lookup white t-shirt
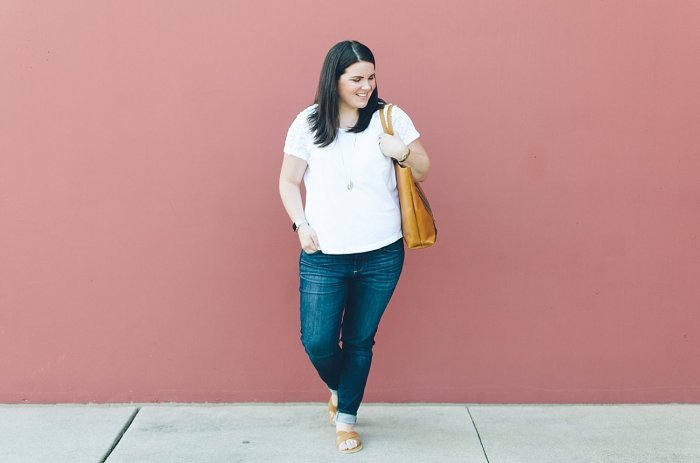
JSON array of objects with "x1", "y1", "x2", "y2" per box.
[{"x1": 283, "y1": 103, "x2": 420, "y2": 254}]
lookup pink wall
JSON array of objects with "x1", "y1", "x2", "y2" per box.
[{"x1": 1, "y1": 1, "x2": 699, "y2": 404}]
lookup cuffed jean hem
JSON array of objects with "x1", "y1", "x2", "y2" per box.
[
  {"x1": 336, "y1": 411, "x2": 357, "y2": 425},
  {"x1": 329, "y1": 389, "x2": 356, "y2": 424}
]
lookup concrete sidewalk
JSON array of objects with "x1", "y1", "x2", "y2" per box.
[{"x1": 0, "y1": 404, "x2": 698, "y2": 463}]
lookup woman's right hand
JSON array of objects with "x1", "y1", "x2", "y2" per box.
[{"x1": 298, "y1": 224, "x2": 321, "y2": 253}]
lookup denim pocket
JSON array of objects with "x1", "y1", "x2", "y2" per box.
[{"x1": 301, "y1": 248, "x2": 321, "y2": 256}]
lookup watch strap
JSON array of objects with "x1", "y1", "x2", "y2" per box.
[{"x1": 292, "y1": 220, "x2": 308, "y2": 232}]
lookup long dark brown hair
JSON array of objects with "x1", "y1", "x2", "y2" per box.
[{"x1": 308, "y1": 40, "x2": 386, "y2": 148}]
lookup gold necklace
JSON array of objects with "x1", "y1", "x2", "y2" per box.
[{"x1": 337, "y1": 131, "x2": 357, "y2": 191}]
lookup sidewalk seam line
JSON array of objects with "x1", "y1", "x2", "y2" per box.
[
  {"x1": 100, "y1": 406, "x2": 140, "y2": 463},
  {"x1": 466, "y1": 406, "x2": 490, "y2": 463}
]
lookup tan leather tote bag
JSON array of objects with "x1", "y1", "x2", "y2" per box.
[{"x1": 380, "y1": 104, "x2": 437, "y2": 249}]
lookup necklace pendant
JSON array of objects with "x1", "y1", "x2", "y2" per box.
[{"x1": 347, "y1": 181, "x2": 353, "y2": 191}]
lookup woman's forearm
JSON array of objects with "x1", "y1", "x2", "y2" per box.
[
  {"x1": 400, "y1": 149, "x2": 430, "y2": 182},
  {"x1": 279, "y1": 180, "x2": 306, "y2": 223}
]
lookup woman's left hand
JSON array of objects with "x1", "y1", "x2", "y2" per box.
[{"x1": 378, "y1": 133, "x2": 409, "y2": 161}]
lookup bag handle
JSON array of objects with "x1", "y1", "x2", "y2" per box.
[
  {"x1": 380, "y1": 104, "x2": 395, "y2": 136},
  {"x1": 381, "y1": 104, "x2": 409, "y2": 170}
]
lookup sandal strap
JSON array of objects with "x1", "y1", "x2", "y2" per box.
[{"x1": 336, "y1": 431, "x2": 360, "y2": 445}]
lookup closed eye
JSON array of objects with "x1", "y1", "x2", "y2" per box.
[{"x1": 352, "y1": 75, "x2": 375, "y2": 82}]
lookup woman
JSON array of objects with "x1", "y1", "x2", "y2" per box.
[{"x1": 278, "y1": 40, "x2": 430, "y2": 454}]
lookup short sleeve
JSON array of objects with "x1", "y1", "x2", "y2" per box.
[
  {"x1": 283, "y1": 110, "x2": 312, "y2": 162},
  {"x1": 391, "y1": 105, "x2": 421, "y2": 146}
]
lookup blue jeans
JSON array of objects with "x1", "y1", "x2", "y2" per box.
[{"x1": 299, "y1": 238, "x2": 404, "y2": 425}]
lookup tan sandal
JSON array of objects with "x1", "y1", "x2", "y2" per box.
[
  {"x1": 328, "y1": 397, "x2": 337, "y2": 426},
  {"x1": 336, "y1": 430, "x2": 363, "y2": 454}
]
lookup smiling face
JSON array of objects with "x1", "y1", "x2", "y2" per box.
[{"x1": 337, "y1": 61, "x2": 376, "y2": 114}]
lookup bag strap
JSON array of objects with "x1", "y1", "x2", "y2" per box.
[{"x1": 380, "y1": 104, "x2": 395, "y2": 136}]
